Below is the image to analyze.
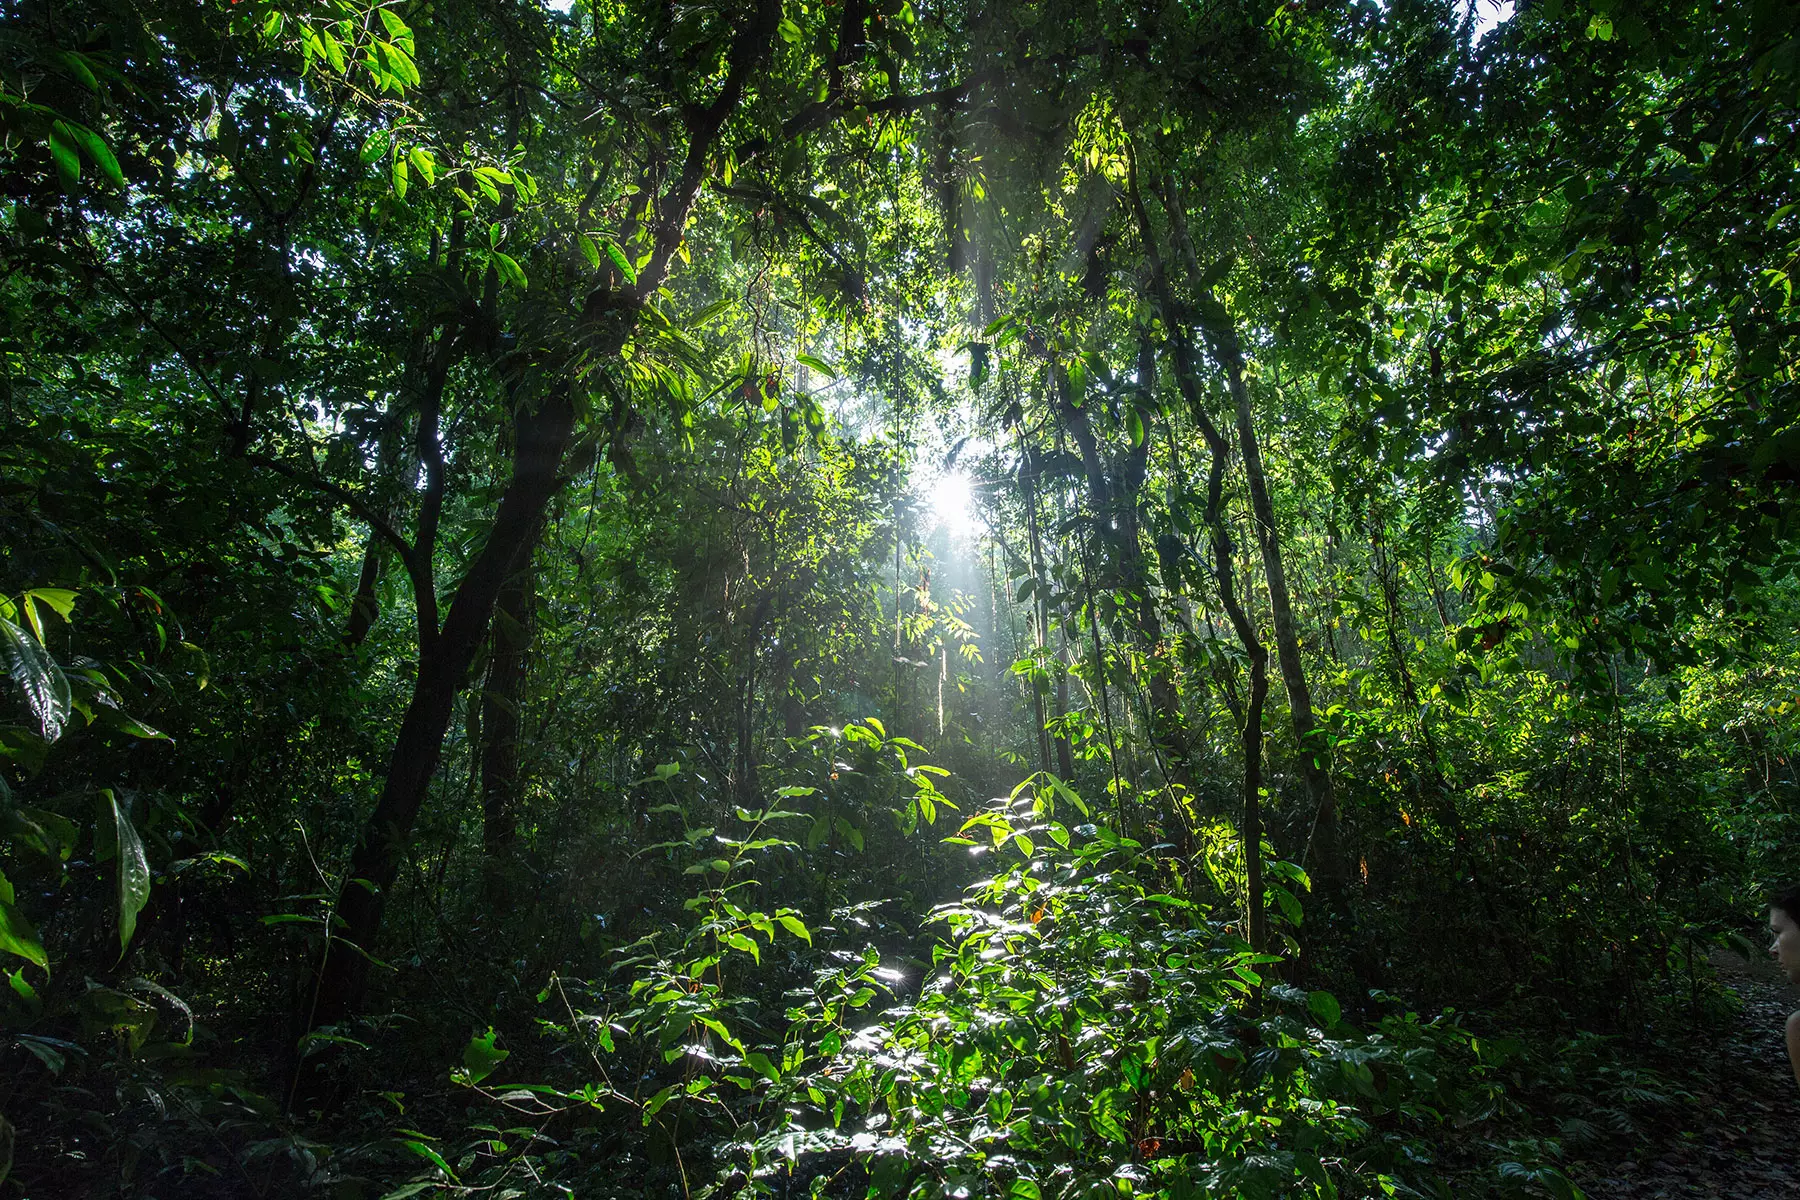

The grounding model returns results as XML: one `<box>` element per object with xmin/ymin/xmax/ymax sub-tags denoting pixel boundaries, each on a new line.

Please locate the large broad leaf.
<box><xmin>0</xmin><ymin>869</ymin><xmax>48</xmax><ymax>973</ymax></box>
<box><xmin>0</xmin><ymin>614</ymin><xmax>70</xmax><ymax>741</ymax></box>
<box><xmin>461</xmin><ymin>1026</ymin><xmax>509</xmax><ymax>1083</ymax></box>
<box><xmin>108</xmin><ymin>792</ymin><xmax>151</xmax><ymax>952</ymax></box>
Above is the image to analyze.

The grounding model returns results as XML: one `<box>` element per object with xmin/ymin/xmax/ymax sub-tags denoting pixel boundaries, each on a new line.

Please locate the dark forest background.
<box><xmin>2</xmin><ymin>0</ymin><xmax>1797</xmax><ymax>1194</ymax></box>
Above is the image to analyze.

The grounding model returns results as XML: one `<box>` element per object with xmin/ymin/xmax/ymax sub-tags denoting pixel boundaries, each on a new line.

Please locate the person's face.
<box><xmin>1769</xmin><ymin>907</ymin><xmax>1800</xmax><ymax>983</ymax></box>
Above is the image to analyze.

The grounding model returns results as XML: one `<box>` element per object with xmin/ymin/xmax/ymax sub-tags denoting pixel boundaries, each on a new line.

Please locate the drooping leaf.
<box><xmin>0</xmin><ymin>869</ymin><xmax>48</xmax><ymax>973</ymax></box>
<box><xmin>47</xmin><ymin>121</ymin><xmax>81</xmax><ymax>189</ymax></box>
<box><xmin>400</xmin><ymin>1139</ymin><xmax>458</xmax><ymax>1181</ymax></box>
<box><xmin>66</xmin><ymin>123</ymin><xmax>124</xmax><ymax>189</ymax></box>
<box><xmin>600</xmin><ymin>238</ymin><xmax>637</xmax><ymax>284</ymax></box>
<box><xmin>1</xmin><ymin>613</ymin><xmax>70</xmax><ymax>741</ymax></box>
<box><xmin>109</xmin><ymin>792</ymin><xmax>151</xmax><ymax>952</ymax></box>
<box><xmin>492</xmin><ymin>251</ymin><xmax>527</xmax><ymax>289</ymax></box>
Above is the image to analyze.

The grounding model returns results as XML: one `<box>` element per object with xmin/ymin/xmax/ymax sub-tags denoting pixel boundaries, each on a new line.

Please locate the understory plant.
<box><xmin>448</xmin><ymin>767</ymin><xmax>1585</xmax><ymax>1200</ymax></box>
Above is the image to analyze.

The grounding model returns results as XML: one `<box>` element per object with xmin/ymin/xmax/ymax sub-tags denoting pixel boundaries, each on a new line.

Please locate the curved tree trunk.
<box><xmin>304</xmin><ymin>0</ymin><xmax>779</xmax><ymax>1034</ymax></box>
<box><xmin>1150</xmin><ymin>166</ymin><xmax>1343</xmax><ymax>891</ymax></box>
<box><xmin>309</xmin><ymin>388</ymin><xmax>576</xmax><ymax>1030</ymax></box>
<box><xmin>1126</xmin><ymin>156</ymin><xmax>1267</xmax><ymax>952</ymax></box>
<box><xmin>1213</xmin><ymin>332</ymin><xmax>1342</xmax><ymax>888</ymax></box>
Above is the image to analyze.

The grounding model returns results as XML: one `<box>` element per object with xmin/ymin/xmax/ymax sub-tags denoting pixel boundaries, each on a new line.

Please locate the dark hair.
<box><xmin>1772</xmin><ymin>886</ymin><xmax>1800</xmax><ymax>924</ymax></box>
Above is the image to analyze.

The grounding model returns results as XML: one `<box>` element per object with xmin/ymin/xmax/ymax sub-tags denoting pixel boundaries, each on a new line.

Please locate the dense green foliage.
<box><xmin>2</xmin><ymin>0</ymin><xmax>1797</xmax><ymax>1195</ymax></box>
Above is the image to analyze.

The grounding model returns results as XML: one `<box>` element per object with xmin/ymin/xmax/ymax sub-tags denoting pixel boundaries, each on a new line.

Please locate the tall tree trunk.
<box><xmin>303</xmin><ymin>0</ymin><xmax>777</xmax><ymax>1032</ymax></box>
<box><xmin>309</xmin><ymin>388</ymin><xmax>575</xmax><ymax>1030</ymax></box>
<box><xmin>1021</xmin><ymin>447</ymin><xmax>1070</xmax><ymax>777</ymax></box>
<box><xmin>1148</xmin><ymin>164</ymin><xmax>1341</xmax><ymax>889</ymax></box>
<box><xmin>1210</xmin><ymin>330</ymin><xmax>1341</xmax><ymax>886</ymax></box>
<box><xmin>480</xmin><ymin>543</ymin><xmax>537</xmax><ymax>861</ymax></box>
<box><xmin>735</xmin><ymin>593</ymin><xmax>772</xmax><ymax>807</ymax></box>
<box><xmin>1127</xmin><ymin>153</ymin><xmax>1267</xmax><ymax>952</ymax></box>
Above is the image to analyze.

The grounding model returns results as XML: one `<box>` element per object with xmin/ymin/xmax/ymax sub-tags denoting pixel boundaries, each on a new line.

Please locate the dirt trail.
<box><xmin>1573</xmin><ymin>953</ymin><xmax>1800</xmax><ymax>1199</ymax></box>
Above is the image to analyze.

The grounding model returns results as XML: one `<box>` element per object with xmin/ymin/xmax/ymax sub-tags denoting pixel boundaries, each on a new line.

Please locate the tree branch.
<box><xmin>246</xmin><ymin>453</ymin><xmax>415</xmax><ymax>568</ymax></box>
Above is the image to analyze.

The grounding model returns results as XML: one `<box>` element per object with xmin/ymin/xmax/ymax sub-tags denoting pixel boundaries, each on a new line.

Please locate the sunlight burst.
<box><xmin>927</xmin><ymin>469</ymin><xmax>981</xmax><ymax>543</ymax></box>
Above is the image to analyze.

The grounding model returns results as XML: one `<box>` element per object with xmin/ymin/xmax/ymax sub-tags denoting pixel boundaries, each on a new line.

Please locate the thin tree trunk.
<box><xmin>343</xmin><ymin>532</ymin><xmax>384</xmax><ymax>649</ymax></box>
<box><xmin>1021</xmin><ymin>449</ymin><xmax>1066</xmax><ymax>776</ymax></box>
<box><xmin>1126</xmin><ymin>152</ymin><xmax>1266</xmax><ymax>952</ymax></box>
<box><xmin>1217</xmin><ymin>336</ymin><xmax>1341</xmax><ymax>885</ymax></box>
<box><xmin>1051</xmin><ymin>354</ymin><xmax>1187</xmax><ymax>778</ymax></box>
<box><xmin>1152</xmin><ymin>175</ymin><xmax>1341</xmax><ymax>886</ymax></box>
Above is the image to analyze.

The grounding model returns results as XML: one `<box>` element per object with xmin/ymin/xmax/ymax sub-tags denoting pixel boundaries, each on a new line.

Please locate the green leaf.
<box><xmin>109</xmin><ymin>791</ymin><xmax>151</xmax><ymax>952</ymax></box>
<box><xmin>25</xmin><ymin>589</ymin><xmax>76</xmax><ymax>621</ymax></box>
<box><xmin>47</xmin><ymin>121</ymin><xmax>81</xmax><ymax>189</ymax></box>
<box><xmin>54</xmin><ymin>51</ymin><xmax>99</xmax><ymax>93</ymax></box>
<box><xmin>400</xmin><ymin>1139</ymin><xmax>458</xmax><ymax>1181</ymax></box>
<box><xmin>392</xmin><ymin>155</ymin><xmax>409</xmax><ymax>198</ymax></box>
<box><xmin>67</xmin><ymin>123</ymin><xmax>124</xmax><ymax>189</ymax></box>
<box><xmin>725</xmin><ymin>931</ymin><xmax>761</xmax><ymax>962</ymax></box>
<box><xmin>320</xmin><ymin>27</ymin><xmax>348</xmax><ymax>74</ymax></box>
<box><xmin>98</xmin><ymin>707</ymin><xmax>171</xmax><ymax>741</ymax></box>
<box><xmin>462</xmin><ymin>1027</ymin><xmax>510</xmax><ymax>1083</ymax></box>
<box><xmin>0</xmin><ymin>870</ymin><xmax>48</xmax><ymax>972</ymax></box>
<box><xmin>776</xmin><ymin>913</ymin><xmax>812</xmax><ymax>943</ymax></box>
<box><xmin>407</xmin><ymin>146</ymin><xmax>436</xmax><ymax>187</ymax></box>
<box><xmin>577</xmin><ymin>232</ymin><xmax>602</xmax><ymax>269</ymax></box>
<box><xmin>796</xmin><ymin>353</ymin><xmax>837</xmax><ymax>379</ymax></box>
<box><xmin>600</xmin><ymin>239</ymin><xmax>637</xmax><ymax>284</ymax></box>
<box><xmin>376</xmin><ymin>1183</ymin><xmax>441</xmax><ymax>1200</ymax></box>
<box><xmin>8</xmin><ymin>968</ymin><xmax>41</xmax><ymax>1010</ymax></box>
<box><xmin>378</xmin><ymin>8</ymin><xmax>412</xmax><ymax>42</ymax></box>
<box><xmin>1308</xmin><ymin>990</ymin><xmax>1342</xmax><ymax>1027</ymax></box>
<box><xmin>492</xmin><ymin>251</ymin><xmax>527</xmax><ymax>289</ymax></box>
<box><xmin>14</xmin><ymin>1034</ymin><xmax>69</xmax><ymax>1075</ymax></box>
<box><xmin>1</xmin><ymin>613</ymin><xmax>70</xmax><ymax>741</ymax></box>
<box><xmin>360</xmin><ymin>130</ymin><xmax>392</xmax><ymax>164</ymax></box>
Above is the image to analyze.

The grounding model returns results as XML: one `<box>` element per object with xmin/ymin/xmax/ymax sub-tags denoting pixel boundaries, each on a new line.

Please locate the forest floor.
<box><xmin>1570</xmin><ymin>951</ymin><xmax>1800</xmax><ymax>1199</ymax></box>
